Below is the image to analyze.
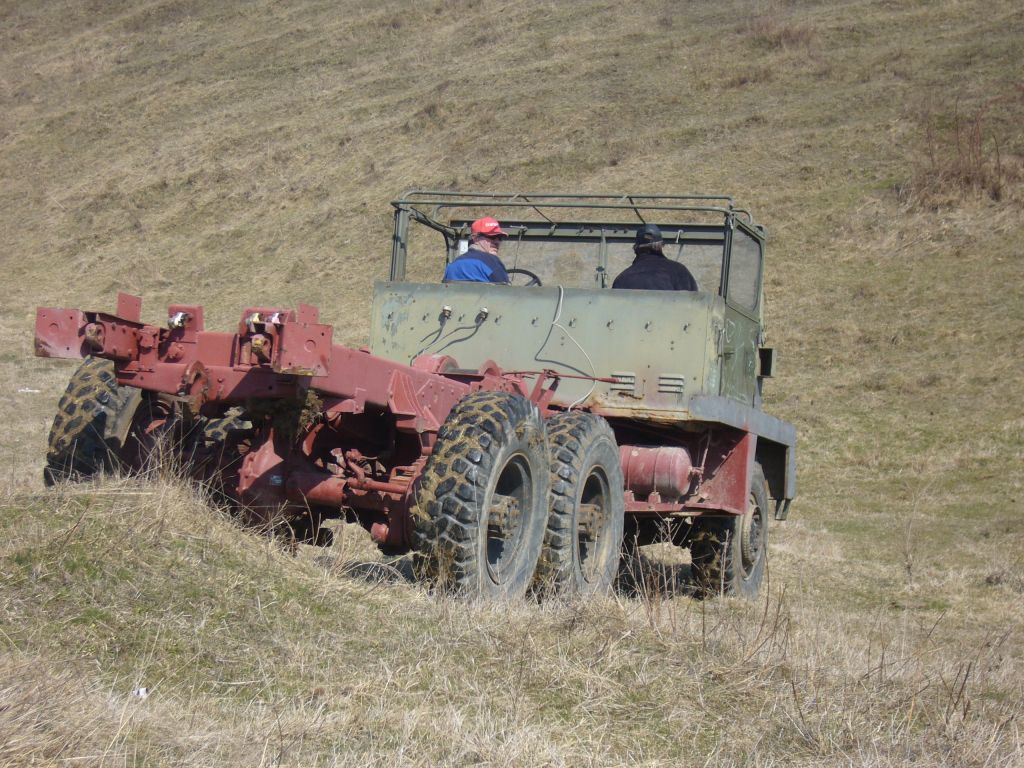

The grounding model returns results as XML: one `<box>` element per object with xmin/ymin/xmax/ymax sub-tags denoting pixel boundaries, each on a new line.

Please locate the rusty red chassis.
<box><xmin>36</xmin><ymin>293</ymin><xmax>760</xmax><ymax>552</ymax></box>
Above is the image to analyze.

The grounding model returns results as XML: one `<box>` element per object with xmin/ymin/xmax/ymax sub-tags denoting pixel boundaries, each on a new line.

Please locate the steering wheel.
<box><xmin>507</xmin><ymin>268</ymin><xmax>543</xmax><ymax>287</ymax></box>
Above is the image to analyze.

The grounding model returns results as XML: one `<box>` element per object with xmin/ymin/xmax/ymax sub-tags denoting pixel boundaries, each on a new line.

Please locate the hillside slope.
<box><xmin>1</xmin><ymin>0</ymin><xmax>1022</xmax><ymax>765</ymax></box>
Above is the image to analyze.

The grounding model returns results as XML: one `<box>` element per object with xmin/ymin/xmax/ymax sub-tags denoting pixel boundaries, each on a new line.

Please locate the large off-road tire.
<box><xmin>191</xmin><ymin>410</ymin><xmax>253</xmax><ymax>500</ymax></box>
<box><xmin>691</xmin><ymin>463</ymin><xmax>769</xmax><ymax>598</ymax></box>
<box><xmin>536</xmin><ymin>412</ymin><xmax>625</xmax><ymax>596</ymax></box>
<box><xmin>412</xmin><ymin>391</ymin><xmax>550</xmax><ymax>598</ymax></box>
<box><xmin>199</xmin><ymin>412</ymin><xmax>252</xmax><ymax>474</ymax></box>
<box><xmin>43</xmin><ymin>357</ymin><xmax>143</xmax><ymax>485</ymax></box>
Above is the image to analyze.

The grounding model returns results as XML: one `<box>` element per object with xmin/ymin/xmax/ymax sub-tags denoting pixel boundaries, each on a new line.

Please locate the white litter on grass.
<box><xmin>133</xmin><ymin>687</ymin><xmax>149</xmax><ymax>700</ymax></box>
<box><xmin>17</xmin><ymin>388</ymin><xmax>41</xmax><ymax>394</ymax></box>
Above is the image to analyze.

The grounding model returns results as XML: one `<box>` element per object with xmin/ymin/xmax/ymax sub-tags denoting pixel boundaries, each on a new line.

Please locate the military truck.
<box><xmin>36</xmin><ymin>191</ymin><xmax>796</xmax><ymax>599</ymax></box>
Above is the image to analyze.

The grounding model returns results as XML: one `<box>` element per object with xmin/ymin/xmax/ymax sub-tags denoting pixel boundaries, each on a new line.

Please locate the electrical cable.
<box><xmin>547</xmin><ymin>285</ymin><xmax>598</xmax><ymax>411</ymax></box>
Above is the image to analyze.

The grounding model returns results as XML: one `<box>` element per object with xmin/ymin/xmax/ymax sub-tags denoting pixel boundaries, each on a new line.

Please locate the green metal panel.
<box><xmin>370</xmin><ymin>282</ymin><xmax>723</xmax><ymax>413</ymax></box>
<box><xmin>720</xmin><ymin>308</ymin><xmax>759</xmax><ymax>404</ymax></box>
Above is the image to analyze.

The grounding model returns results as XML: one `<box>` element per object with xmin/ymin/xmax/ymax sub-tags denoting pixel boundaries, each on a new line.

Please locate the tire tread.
<box><xmin>412</xmin><ymin>390</ymin><xmax>548</xmax><ymax>596</ymax></box>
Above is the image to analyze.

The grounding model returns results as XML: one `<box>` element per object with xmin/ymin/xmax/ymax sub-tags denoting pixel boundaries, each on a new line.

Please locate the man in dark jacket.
<box><xmin>612</xmin><ymin>224</ymin><xmax>698</xmax><ymax>291</ymax></box>
<box><xmin>442</xmin><ymin>217</ymin><xmax>510</xmax><ymax>284</ymax></box>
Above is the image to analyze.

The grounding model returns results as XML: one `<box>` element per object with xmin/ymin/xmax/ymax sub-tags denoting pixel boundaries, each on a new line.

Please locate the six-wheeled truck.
<box><xmin>35</xmin><ymin>192</ymin><xmax>796</xmax><ymax>599</ymax></box>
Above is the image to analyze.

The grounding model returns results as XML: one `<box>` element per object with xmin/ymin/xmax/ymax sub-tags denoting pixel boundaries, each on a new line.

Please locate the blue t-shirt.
<box><xmin>443</xmin><ymin>248</ymin><xmax>510</xmax><ymax>284</ymax></box>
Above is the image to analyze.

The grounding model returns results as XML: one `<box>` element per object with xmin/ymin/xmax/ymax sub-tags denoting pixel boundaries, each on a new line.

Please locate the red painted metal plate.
<box><xmin>34</xmin><ymin>308</ymin><xmax>87</xmax><ymax>359</ymax></box>
<box><xmin>276</xmin><ymin>321</ymin><xmax>333</xmax><ymax>376</ymax></box>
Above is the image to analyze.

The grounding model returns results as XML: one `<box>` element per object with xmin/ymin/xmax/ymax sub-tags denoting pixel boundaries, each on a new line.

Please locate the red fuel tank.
<box><xmin>618</xmin><ymin>445</ymin><xmax>695</xmax><ymax>501</ymax></box>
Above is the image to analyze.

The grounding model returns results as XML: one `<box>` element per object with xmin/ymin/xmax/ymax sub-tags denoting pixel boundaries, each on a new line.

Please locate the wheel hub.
<box><xmin>488</xmin><ymin>495</ymin><xmax>522</xmax><ymax>534</ymax></box>
<box><xmin>486</xmin><ymin>453</ymin><xmax>532</xmax><ymax>585</ymax></box>
<box><xmin>577</xmin><ymin>469</ymin><xmax>612</xmax><ymax>583</ymax></box>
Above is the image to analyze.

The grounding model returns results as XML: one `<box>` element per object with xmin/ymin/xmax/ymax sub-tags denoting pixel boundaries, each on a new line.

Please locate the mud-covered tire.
<box><xmin>44</xmin><ymin>357</ymin><xmax>143</xmax><ymax>485</ymax></box>
<box><xmin>411</xmin><ymin>391</ymin><xmax>549</xmax><ymax>598</ymax></box>
<box><xmin>691</xmin><ymin>463</ymin><xmax>769</xmax><ymax>598</ymax></box>
<box><xmin>192</xmin><ymin>410</ymin><xmax>253</xmax><ymax>503</ymax></box>
<box><xmin>200</xmin><ymin>412</ymin><xmax>252</xmax><ymax>469</ymax></box>
<box><xmin>536</xmin><ymin>412</ymin><xmax>624</xmax><ymax>596</ymax></box>
<box><xmin>201</xmin><ymin>415</ymin><xmax>240</xmax><ymax>447</ymax></box>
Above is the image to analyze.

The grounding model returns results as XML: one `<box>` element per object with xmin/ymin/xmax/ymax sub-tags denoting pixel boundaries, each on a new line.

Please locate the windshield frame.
<box><xmin>389</xmin><ymin>191</ymin><xmax>764</xmax><ymax>298</ymax></box>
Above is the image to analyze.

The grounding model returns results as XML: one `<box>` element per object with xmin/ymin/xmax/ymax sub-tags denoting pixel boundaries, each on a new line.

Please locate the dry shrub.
<box><xmin>907</xmin><ymin>85</ymin><xmax>1024</xmax><ymax>207</ymax></box>
<box><xmin>746</xmin><ymin>13</ymin><xmax>818</xmax><ymax>50</ymax></box>
<box><xmin>985</xmin><ymin>567</ymin><xmax>1024</xmax><ymax>594</ymax></box>
<box><xmin>724</xmin><ymin>65</ymin><xmax>775</xmax><ymax>89</ymax></box>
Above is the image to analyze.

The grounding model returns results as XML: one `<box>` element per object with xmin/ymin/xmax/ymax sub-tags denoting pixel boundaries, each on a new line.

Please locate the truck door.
<box><xmin>720</xmin><ymin>224</ymin><xmax>763</xmax><ymax>405</ymax></box>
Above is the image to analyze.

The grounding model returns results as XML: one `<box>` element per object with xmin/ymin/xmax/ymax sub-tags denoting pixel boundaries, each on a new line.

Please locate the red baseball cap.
<box><xmin>470</xmin><ymin>216</ymin><xmax>507</xmax><ymax>237</ymax></box>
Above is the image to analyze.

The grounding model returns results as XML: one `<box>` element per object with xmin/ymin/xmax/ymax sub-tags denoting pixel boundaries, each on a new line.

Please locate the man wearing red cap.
<box><xmin>442</xmin><ymin>216</ymin><xmax>511</xmax><ymax>284</ymax></box>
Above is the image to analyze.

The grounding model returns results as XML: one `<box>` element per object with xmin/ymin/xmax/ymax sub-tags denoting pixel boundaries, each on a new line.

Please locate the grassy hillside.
<box><xmin>1</xmin><ymin>0</ymin><xmax>1022</xmax><ymax>765</ymax></box>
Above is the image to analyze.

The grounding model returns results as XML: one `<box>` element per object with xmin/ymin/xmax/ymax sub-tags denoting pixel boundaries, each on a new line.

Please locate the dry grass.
<box><xmin>1</xmin><ymin>0</ymin><xmax>1023</xmax><ymax>764</ymax></box>
<box><xmin>2</xmin><ymin>477</ymin><xmax>1022</xmax><ymax>766</ymax></box>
